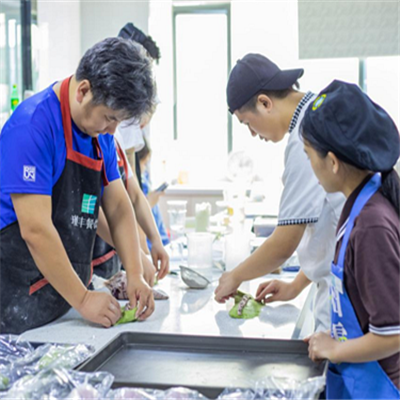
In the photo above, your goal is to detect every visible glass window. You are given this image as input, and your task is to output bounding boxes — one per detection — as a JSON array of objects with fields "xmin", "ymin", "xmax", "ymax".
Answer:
[
  {"xmin": 172, "ymin": 6, "xmax": 231, "ymax": 181},
  {"xmin": 0, "ymin": 1, "xmax": 22, "ymax": 127}
]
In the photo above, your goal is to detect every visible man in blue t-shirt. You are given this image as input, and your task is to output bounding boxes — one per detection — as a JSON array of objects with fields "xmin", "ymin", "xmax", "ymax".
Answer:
[{"xmin": 0, "ymin": 37, "xmax": 156, "ymax": 334}]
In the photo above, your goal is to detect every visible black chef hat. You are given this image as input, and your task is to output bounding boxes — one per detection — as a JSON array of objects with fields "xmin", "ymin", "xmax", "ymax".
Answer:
[
  {"xmin": 118, "ymin": 23, "xmax": 161, "ymax": 62},
  {"xmin": 302, "ymin": 80, "xmax": 400, "ymax": 172}
]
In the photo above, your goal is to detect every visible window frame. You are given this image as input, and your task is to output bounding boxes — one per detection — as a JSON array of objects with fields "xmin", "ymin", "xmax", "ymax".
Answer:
[{"xmin": 172, "ymin": 3, "xmax": 232, "ymax": 152}]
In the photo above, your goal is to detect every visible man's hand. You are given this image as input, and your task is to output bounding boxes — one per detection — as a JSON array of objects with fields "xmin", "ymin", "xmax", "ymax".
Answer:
[
  {"xmin": 304, "ymin": 331, "xmax": 338, "ymax": 363},
  {"xmin": 142, "ymin": 253, "xmax": 157, "ymax": 287},
  {"xmin": 255, "ymin": 280, "xmax": 298, "ymax": 303},
  {"xmin": 126, "ymin": 275, "xmax": 155, "ymax": 321},
  {"xmin": 150, "ymin": 241, "xmax": 170, "ymax": 280},
  {"xmin": 77, "ymin": 290, "xmax": 121, "ymax": 328},
  {"xmin": 214, "ymin": 271, "xmax": 241, "ymax": 303}
]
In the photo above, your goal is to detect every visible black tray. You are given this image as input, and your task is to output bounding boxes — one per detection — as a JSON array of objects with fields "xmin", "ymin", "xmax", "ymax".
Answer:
[{"xmin": 79, "ymin": 332, "xmax": 326, "ymax": 398}]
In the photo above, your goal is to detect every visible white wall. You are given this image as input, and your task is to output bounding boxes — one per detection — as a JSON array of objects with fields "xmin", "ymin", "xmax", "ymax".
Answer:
[
  {"xmin": 80, "ymin": 0, "xmax": 149, "ymax": 52},
  {"xmin": 36, "ymin": 0, "xmax": 150, "ymax": 90},
  {"xmin": 37, "ymin": 0, "xmax": 81, "ymax": 89}
]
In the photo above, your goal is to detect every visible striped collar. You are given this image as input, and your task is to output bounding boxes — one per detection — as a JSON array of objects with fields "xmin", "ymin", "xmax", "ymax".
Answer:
[
  {"xmin": 288, "ymin": 91, "xmax": 315, "ymax": 134},
  {"xmin": 336, "ymin": 217, "xmax": 349, "ymax": 243}
]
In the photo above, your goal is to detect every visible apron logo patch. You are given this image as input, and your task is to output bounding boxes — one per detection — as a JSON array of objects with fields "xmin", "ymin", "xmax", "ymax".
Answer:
[
  {"xmin": 81, "ymin": 193, "xmax": 97, "ymax": 214},
  {"xmin": 23, "ymin": 165, "xmax": 36, "ymax": 182},
  {"xmin": 312, "ymin": 94, "xmax": 326, "ymax": 111},
  {"xmin": 332, "ymin": 322, "xmax": 348, "ymax": 342}
]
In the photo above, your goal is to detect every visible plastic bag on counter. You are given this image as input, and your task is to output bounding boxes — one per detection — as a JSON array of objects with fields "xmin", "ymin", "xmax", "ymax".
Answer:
[
  {"xmin": 107, "ymin": 387, "xmax": 163, "ymax": 399},
  {"xmin": 217, "ymin": 388, "xmax": 255, "ymax": 400},
  {"xmin": 0, "ymin": 335, "xmax": 35, "ymax": 390},
  {"xmin": 107, "ymin": 386, "xmax": 208, "ymax": 400},
  {"xmin": 10, "ymin": 343, "xmax": 93, "ymax": 384},
  {"xmin": 68, "ymin": 384, "xmax": 102, "ymax": 399},
  {"xmin": 0, "ymin": 339, "xmax": 94, "ymax": 391},
  {"xmin": 217, "ymin": 376, "xmax": 325, "ymax": 400},
  {"xmin": 163, "ymin": 387, "xmax": 209, "ymax": 399},
  {"xmin": 253, "ymin": 376, "xmax": 325, "ymax": 399},
  {"xmin": 0, "ymin": 335, "xmax": 34, "ymax": 363},
  {"xmin": 0, "ymin": 368, "xmax": 113, "ymax": 399}
]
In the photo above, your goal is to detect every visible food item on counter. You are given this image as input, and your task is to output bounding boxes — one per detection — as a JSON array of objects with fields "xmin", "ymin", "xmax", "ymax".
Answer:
[
  {"xmin": 104, "ymin": 271, "xmax": 127, "ymax": 300},
  {"xmin": 115, "ymin": 306, "xmax": 138, "ymax": 326},
  {"xmin": 105, "ymin": 271, "xmax": 169, "ymax": 301},
  {"xmin": 229, "ymin": 291, "xmax": 264, "ymax": 320}
]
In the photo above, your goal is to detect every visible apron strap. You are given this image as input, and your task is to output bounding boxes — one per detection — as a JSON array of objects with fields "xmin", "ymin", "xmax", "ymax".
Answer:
[
  {"xmin": 60, "ymin": 77, "xmax": 107, "ymax": 181},
  {"xmin": 60, "ymin": 77, "xmax": 74, "ymax": 155},
  {"xmin": 337, "ymin": 173, "xmax": 381, "ymax": 267},
  {"xmin": 93, "ymin": 138, "xmax": 109, "ymax": 187}
]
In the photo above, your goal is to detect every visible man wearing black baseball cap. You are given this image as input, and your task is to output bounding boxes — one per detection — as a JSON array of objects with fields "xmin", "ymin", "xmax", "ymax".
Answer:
[{"xmin": 215, "ymin": 54, "xmax": 345, "ymax": 333}]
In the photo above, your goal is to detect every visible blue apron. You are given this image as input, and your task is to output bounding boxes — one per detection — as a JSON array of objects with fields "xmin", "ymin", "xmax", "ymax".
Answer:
[{"xmin": 327, "ymin": 173, "xmax": 400, "ymax": 400}]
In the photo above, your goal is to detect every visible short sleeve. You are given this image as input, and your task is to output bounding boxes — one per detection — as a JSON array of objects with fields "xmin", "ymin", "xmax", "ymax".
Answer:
[
  {"xmin": 352, "ymin": 226, "xmax": 400, "ymax": 335},
  {"xmin": 0, "ymin": 123, "xmax": 54, "ymax": 195},
  {"xmin": 115, "ymin": 120, "xmax": 144, "ymax": 152},
  {"xmin": 102, "ymin": 136, "xmax": 120, "ymax": 184},
  {"xmin": 278, "ymin": 132, "xmax": 326, "ymax": 225}
]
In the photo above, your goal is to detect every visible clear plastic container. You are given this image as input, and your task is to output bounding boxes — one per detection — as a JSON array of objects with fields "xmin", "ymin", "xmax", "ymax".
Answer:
[{"xmin": 187, "ymin": 232, "xmax": 213, "ymax": 270}]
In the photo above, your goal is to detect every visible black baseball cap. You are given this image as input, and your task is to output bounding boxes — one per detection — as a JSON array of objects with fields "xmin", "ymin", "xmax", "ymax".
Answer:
[
  {"xmin": 227, "ymin": 53, "xmax": 304, "ymax": 113},
  {"xmin": 302, "ymin": 80, "xmax": 400, "ymax": 172}
]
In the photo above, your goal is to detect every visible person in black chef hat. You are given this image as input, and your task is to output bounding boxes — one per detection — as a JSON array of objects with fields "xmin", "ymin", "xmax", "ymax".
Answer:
[{"xmin": 302, "ymin": 80, "xmax": 400, "ymax": 399}]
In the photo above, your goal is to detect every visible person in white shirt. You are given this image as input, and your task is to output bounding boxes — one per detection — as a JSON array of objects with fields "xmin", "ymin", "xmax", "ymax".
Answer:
[
  {"xmin": 214, "ymin": 54, "xmax": 345, "ymax": 332},
  {"xmin": 92, "ymin": 24, "xmax": 168, "ymax": 282}
]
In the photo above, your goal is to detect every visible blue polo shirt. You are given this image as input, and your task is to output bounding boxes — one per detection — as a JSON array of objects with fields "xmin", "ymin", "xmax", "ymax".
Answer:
[{"xmin": 0, "ymin": 83, "xmax": 120, "ymax": 230}]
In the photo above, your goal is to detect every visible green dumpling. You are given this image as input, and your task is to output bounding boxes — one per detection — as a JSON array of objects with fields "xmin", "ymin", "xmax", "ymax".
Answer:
[
  {"xmin": 229, "ymin": 290, "xmax": 264, "ymax": 319},
  {"xmin": 115, "ymin": 306, "xmax": 138, "ymax": 325}
]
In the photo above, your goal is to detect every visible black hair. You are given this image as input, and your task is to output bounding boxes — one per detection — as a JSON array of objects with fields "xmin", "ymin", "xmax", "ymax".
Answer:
[
  {"xmin": 300, "ymin": 122, "xmax": 400, "ymax": 216},
  {"xmin": 240, "ymin": 82, "xmax": 300, "ymax": 112},
  {"xmin": 75, "ymin": 37, "xmax": 155, "ymax": 122},
  {"xmin": 380, "ymin": 169, "xmax": 400, "ymax": 216},
  {"xmin": 137, "ymin": 138, "xmax": 151, "ymax": 162}
]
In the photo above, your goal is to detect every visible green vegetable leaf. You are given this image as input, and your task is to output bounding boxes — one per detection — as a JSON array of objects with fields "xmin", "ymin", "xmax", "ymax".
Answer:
[
  {"xmin": 115, "ymin": 306, "xmax": 138, "ymax": 325},
  {"xmin": 229, "ymin": 290, "xmax": 264, "ymax": 319}
]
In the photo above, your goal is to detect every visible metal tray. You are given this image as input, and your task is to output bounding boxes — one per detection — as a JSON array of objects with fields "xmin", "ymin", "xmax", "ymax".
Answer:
[{"xmin": 79, "ymin": 332, "xmax": 326, "ymax": 398}]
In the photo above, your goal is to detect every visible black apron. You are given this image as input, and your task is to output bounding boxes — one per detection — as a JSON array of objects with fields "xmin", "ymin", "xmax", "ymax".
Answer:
[
  {"xmin": 0, "ymin": 77, "xmax": 108, "ymax": 334},
  {"xmin": 92, "ymin": 138, "xmax": 128, "ymax": 279}
]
